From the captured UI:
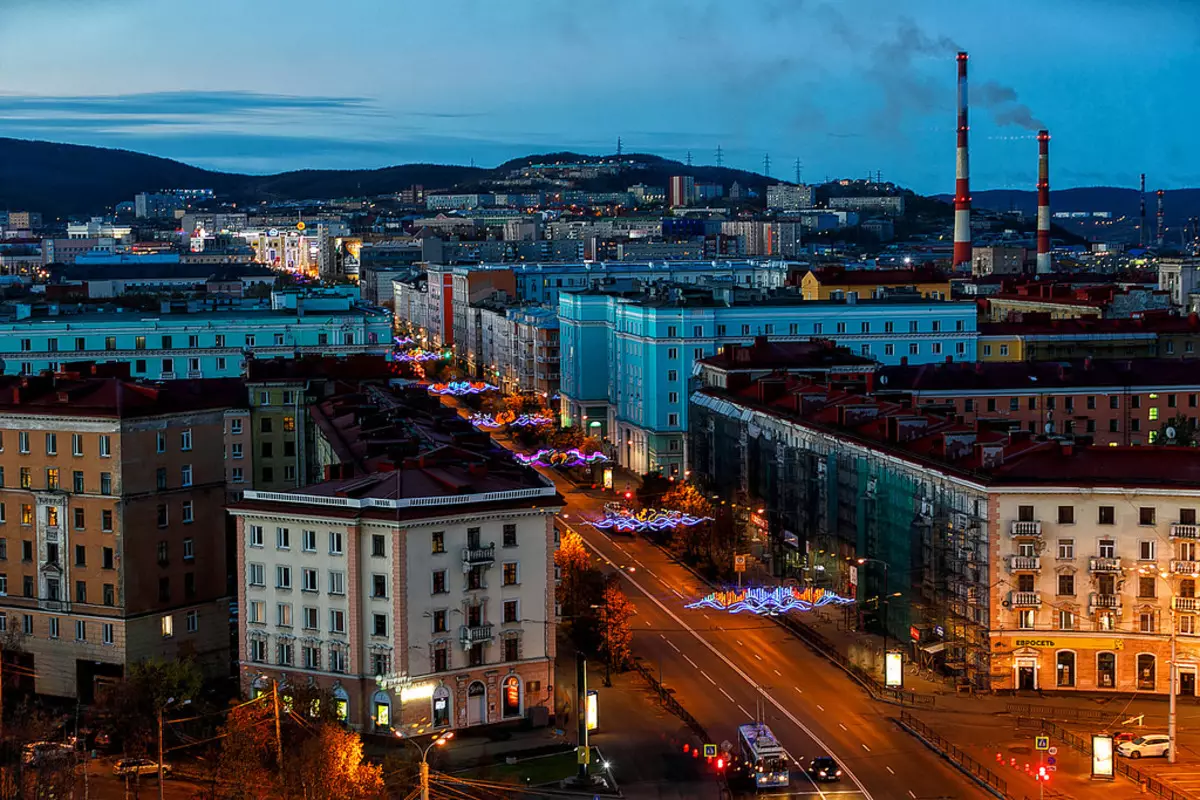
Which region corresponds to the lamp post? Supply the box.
[591,601,612,688]
[857,558,893,654]
[157,696,190,800]
[397,730,455,800]
[1139,566,1179,764]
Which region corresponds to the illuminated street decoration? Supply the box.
[395,348,449,363]
[469,411,516,429]
[428,381,499,396]
[393,336,416,347]
[514,448,609,468]
[510,413,554,427]
[685,586,853,615]
[585,508,712,532]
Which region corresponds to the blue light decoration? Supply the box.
[428,381,499,396]
[393,335,416,347]
[395,348,450,363]
[584,509,712,533]
[685,586,854,615]
[510,413,554,427]
[513,448,609,468]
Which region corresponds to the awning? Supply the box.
[921,642,947,654]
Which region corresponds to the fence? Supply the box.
[896,710,1011,799]
[771,612,936,709]
[1034,718,1198,800]
[1007,702,1111,724]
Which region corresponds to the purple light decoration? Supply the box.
[428,381,499,396]
[469,413,504,429]
[585,509,712,532]
[510,414,554,427]
[393,336,416,347]
[395,348,448,363]
[513,448,609,468]
[685,586,854,616]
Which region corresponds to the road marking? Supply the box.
[738,704,752,718]
[668,640,681,653]
[574,528,874,800]
[702,671,716,685]
[794,686,803,693]
[773,669,782,677]
[671,588,684,599]
[839,723,848,731]
[659,634,667,640]
[754,653,763,661]
[817,704,825,711]
[683,654,698,669]
[647,569,658,578]
[886,766,895,775]
[702,613,711,620]
[737,639,744,647]
[908,792,916,799]
[862,744,871,753]
[644,620,652,627]
[719,688,736,703]
[633,558,644,566]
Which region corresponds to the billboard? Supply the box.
[885,652,903,688]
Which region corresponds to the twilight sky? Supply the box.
[1,0,1197,193]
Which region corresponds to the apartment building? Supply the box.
[0,373,244,699]
[797,266,952,301]
[229,448,562,731]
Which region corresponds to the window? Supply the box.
[303,606,319,630]
[231,442,243,460]
[249,525,264,547]
[103,623,114,645]
[186,610,198,633]
[432,570,447,594]
[504,599,519,623]
[103,584,115,606]
[329,531,343,555]
[1056,651,1075,687]
[668,413,679,427]
[1139,576,1157,598]
[157,467,169,492]
[303,644,321,669]
[667,370,678,382]
[232,468,244,483]
[21,576,31,597]
[931,342,942,355]
[182,538,193,561]
[182,501,193,524]
[276,565,292,589]
[504,637,519,663]
[885,344,894,356]
[1057,574,1074,596]
[433,609,448,633]
[372,574,387,598]
[1098,506,1115,525]
[909,343,919,355]
[161,615,174,638]
[1181,615,1197,635]
[276,527,290,550]
[1057,506,1074,525]
[21,615,31,635]
[156,504,168,527]
[17,432,28,454]
[330,609,346,634]
[503,523,517,548]
[44,433,56,455]
[1140,507,1157,526]
[100,473,111,495]
[277,603,292,627]
[1017,609,1035,629]
[503,563,519,586]
[668,392,679,404]
[302,568,319,592]
[328,570,345,595]
[99,435,111,458]
[18,469,29,490]
[71,470,84,493]
[372,614,388,637]
[1099,539,1116,559]
[49,618,59,639]
[74,544,86,568]
[180,465,192,487]
[1057,539,1074,560]
[667,347,678,360]
[301,529,316,552]
[158,576,170,601]
[249,639,267,663]
[434,644,449,672]
[20,505,32,526]
[102,547,114,570]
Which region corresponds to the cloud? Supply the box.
[0,90,376,118]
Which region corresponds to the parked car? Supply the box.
[113,758,171,777]
[1116,734,1170,759]
[1109,731,1138,744]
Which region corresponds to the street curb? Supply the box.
[892,715,1010,800]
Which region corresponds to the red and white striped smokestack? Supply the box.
[1036,130,1051,274]
[953,51,972,269]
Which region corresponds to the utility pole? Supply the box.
[763,153,771,178]
[794,158,802,185]
[157,707,165,800]
[420,760,430,800]
[715,145,723,167]
[616,137,622,157]
[576,652,588,782]
[272,680,284,770]
[686,151,692,167]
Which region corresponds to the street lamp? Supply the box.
[591,601,613,687]
[157,696,191,800]
[397,730,455,800]
[857,557,893,654]
[1138,566,1179,764]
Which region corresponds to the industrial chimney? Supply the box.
[953,51,972,270]
[1139,174,1147,248]
[1036,130,1052,275]
[1157,189,1166,249]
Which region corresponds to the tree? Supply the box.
[661,483,715,518]
[1155,413,1199,446]
[598,575,636,675]
[556,528,593,619]
[281,723,384,800]
[207,700,278,800]
[99,658,202,755]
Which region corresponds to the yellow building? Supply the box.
[798,267,951,301]
[978,334,1024,362]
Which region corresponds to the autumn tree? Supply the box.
[556,528,593,619]
[100,658,202,755]
[206,699,278,800]
[661,483,715,561]
[281,723,385,800]
[597,575,636,679]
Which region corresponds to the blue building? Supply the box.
[0,292,392,379]
[559,286,978,475]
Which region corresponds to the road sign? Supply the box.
[1035,736,1050,751]
[1047,756,1057,766]
[703,744,717,758]
[1048,747,1057,756]
[1049,765,1057,772]
[734,555,747,573]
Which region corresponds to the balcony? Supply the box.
[1008,591,1042,607]
[1089,593,1122,612]
[462,545,496,567]
[1007,556,1041,572]
[459,623,494,647]
[1010,521,1042,537]
[1172,560,1200,575]
[160,372,176,381]
[1174,597,1200,612]
[38,597,69,612]
[1172,524,1200,540]
[1088,557,1123,573]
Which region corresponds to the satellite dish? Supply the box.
[1167,426,1178,440]
[1044,422,1054,433]
[880,375,889,385]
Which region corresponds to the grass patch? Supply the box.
[452,747,606,786]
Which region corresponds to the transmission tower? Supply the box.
[715,145,724,167]
[794,158,802,185]
[686,151,692,167]
[763,153,771,177]
[616,136,623,157]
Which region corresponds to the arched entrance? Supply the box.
[467,681,487,726]
[502,675,522,719]
[432,686,451,728]
[371,690,392,732]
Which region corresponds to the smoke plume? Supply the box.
[975,80,1045,130]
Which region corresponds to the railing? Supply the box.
[1172,524,1200,540]
[1089,557,1123,572]
[1007,556,1041,571]
[1172,560,1200,575]
[896,711,1010,799]
[1010,521,1042,536]
[1007,591,1042,607]
[242,484,558,509]
[1006,702,1110,723]
[1090,593,1121,609]
[1175,597,1200,611]
[459,624,493,645]
[1036,718,1199,800]
[462,545,496,566]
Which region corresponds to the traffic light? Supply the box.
[716,757,726,771]
[623,491,632,500]
[1037,766,1049,782]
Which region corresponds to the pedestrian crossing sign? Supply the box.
[703,744,717,758]
[1035,736,1050,751]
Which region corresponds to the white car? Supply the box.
[1117,734,1170,759]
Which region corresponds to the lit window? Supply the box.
[161,615,174,638]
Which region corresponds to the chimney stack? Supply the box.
[1157,189,1166,249]
[1139,173,1147,248]
[953,51,972,270]
[1036,129,1052,275]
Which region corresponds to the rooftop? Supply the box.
[981,311,1200,337]
[698,337,876,372]
[0,370,246,418]
[803,266,949,285]
[877,358,1200,393]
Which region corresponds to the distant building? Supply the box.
[425,194,494,211]
[719,221,804,258]
[668,176,695,208]
[694,182,724,202]
[972,246,1028,277]
[798,266,951,301]
[1157,257,1200,308]
[67,219,132,241]
[134,193,185,220]
[860,218,894,242]
[766,184,814,211]
[42,238,116,266]
[828,196,906,216]
[1,211,42,231]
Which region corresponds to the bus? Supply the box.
[737,722,790,790]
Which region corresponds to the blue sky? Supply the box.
[1,0,1197,192]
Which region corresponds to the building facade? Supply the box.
[229,453,562,732]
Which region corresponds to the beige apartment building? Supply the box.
[0,372,245,699]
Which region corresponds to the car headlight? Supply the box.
[819,770,827,776]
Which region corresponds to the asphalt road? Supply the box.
[550,478,979,800]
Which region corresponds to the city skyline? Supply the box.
[2,0,1197,192]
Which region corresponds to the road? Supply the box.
[550,477,979,799]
